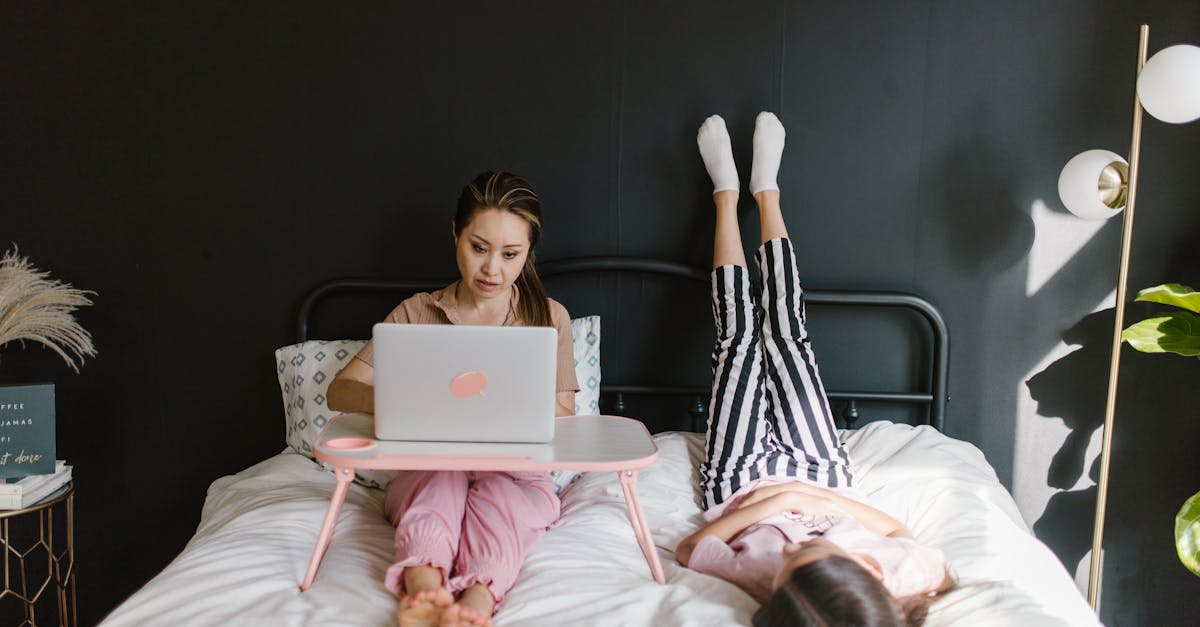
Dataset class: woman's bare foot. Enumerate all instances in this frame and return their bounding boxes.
[439,584,494,626]
[398,587,454,627]
[438,603,492,627]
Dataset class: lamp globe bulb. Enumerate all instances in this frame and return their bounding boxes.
[1137,44,1200,124]
[1058,149,1127,220]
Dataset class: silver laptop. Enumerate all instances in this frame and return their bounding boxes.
[372,323,557,443]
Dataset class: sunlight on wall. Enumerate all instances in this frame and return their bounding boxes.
[1014,198,1115,595]
[1072,426,1104,492]
[1072,425,1104,592]
[1014,299,1111,595]
[1013,344,1088,515]
[1024,199,1106,297]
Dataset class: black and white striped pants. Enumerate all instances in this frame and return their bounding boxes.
[700,238,854,509]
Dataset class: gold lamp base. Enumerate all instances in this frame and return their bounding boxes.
[1086,23,1149,612]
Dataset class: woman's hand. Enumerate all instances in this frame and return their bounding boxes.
[740,482,914,538]
[750,492,843,518]
[734,482,829,511]
[677,488,831,565]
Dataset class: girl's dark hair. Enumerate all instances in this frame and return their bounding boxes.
[454,170,552,327]
[752,555,954,627]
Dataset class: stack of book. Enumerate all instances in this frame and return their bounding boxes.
[0,460,72,509]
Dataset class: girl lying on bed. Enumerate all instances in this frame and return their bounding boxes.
[327,170,579,627]
[675,112,955,627]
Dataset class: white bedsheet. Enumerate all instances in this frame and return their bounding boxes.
[101,422,1098,627]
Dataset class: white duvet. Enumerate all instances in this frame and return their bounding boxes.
[101,423,1098,627]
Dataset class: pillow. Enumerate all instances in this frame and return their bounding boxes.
[275,317,601,492]
[276,339,366,457]
[571,315,601,415]
[556,315,601,493]
[275,339,398,489]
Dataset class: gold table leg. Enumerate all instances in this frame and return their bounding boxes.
[0,484,76,626]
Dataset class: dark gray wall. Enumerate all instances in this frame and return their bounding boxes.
[4,2,1198,625]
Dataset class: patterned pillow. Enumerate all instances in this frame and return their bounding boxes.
[556,315,601,493]
[275,339,398,489]
[571,315,601,415]
[276,339,366,457]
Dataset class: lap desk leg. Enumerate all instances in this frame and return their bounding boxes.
[300,467,354,591]
[618,469,666,584]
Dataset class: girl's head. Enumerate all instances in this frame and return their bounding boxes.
[453,170,552,327]
[753,539,953,627]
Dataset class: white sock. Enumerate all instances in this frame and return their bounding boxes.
[697,115,739,194]
[749,111,786,194]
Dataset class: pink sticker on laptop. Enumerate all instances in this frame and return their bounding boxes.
[450,371,488,398]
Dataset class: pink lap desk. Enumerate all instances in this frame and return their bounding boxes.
[301,412,663,591]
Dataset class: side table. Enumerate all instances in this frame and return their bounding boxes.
[0,482,76,627]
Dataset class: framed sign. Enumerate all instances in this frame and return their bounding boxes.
[0,383,56,478]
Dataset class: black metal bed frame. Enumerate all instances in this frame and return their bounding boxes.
[296,256,950,432]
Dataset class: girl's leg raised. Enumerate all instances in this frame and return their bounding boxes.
[751,113,854,488]
[697,115,774,508]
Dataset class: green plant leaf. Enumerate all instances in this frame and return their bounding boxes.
[1135,283,1200,314]
[1178,491,1200,577]
[1121,311,1200,357]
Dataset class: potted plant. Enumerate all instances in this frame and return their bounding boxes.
[1121,283,1199,577]
[0,245,96,371]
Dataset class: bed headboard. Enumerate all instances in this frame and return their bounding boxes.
[296,256,950,433]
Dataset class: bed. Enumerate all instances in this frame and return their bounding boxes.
[100,258,1099,627]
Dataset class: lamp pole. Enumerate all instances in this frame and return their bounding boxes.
[1087,23,1148,611]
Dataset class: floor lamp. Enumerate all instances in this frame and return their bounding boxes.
[1056,25,1200,611]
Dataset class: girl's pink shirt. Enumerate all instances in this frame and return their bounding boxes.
[687,477,946,601]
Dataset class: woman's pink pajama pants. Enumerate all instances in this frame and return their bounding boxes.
[382,470,560,604]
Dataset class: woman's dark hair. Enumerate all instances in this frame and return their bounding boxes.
[752,555,953,627]
[454,170,552,327]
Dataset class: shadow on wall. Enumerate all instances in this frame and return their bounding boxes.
[930,132,1037,485]
[1026,310,1111,575]
[937,134,1036,277]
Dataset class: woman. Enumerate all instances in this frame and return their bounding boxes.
[676,113,953,626]
[328,170,578,627]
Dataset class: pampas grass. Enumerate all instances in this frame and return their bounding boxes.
[0,245,96,372]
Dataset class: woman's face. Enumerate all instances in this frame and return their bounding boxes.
[454,208,532,305]
[774,538,884,590]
